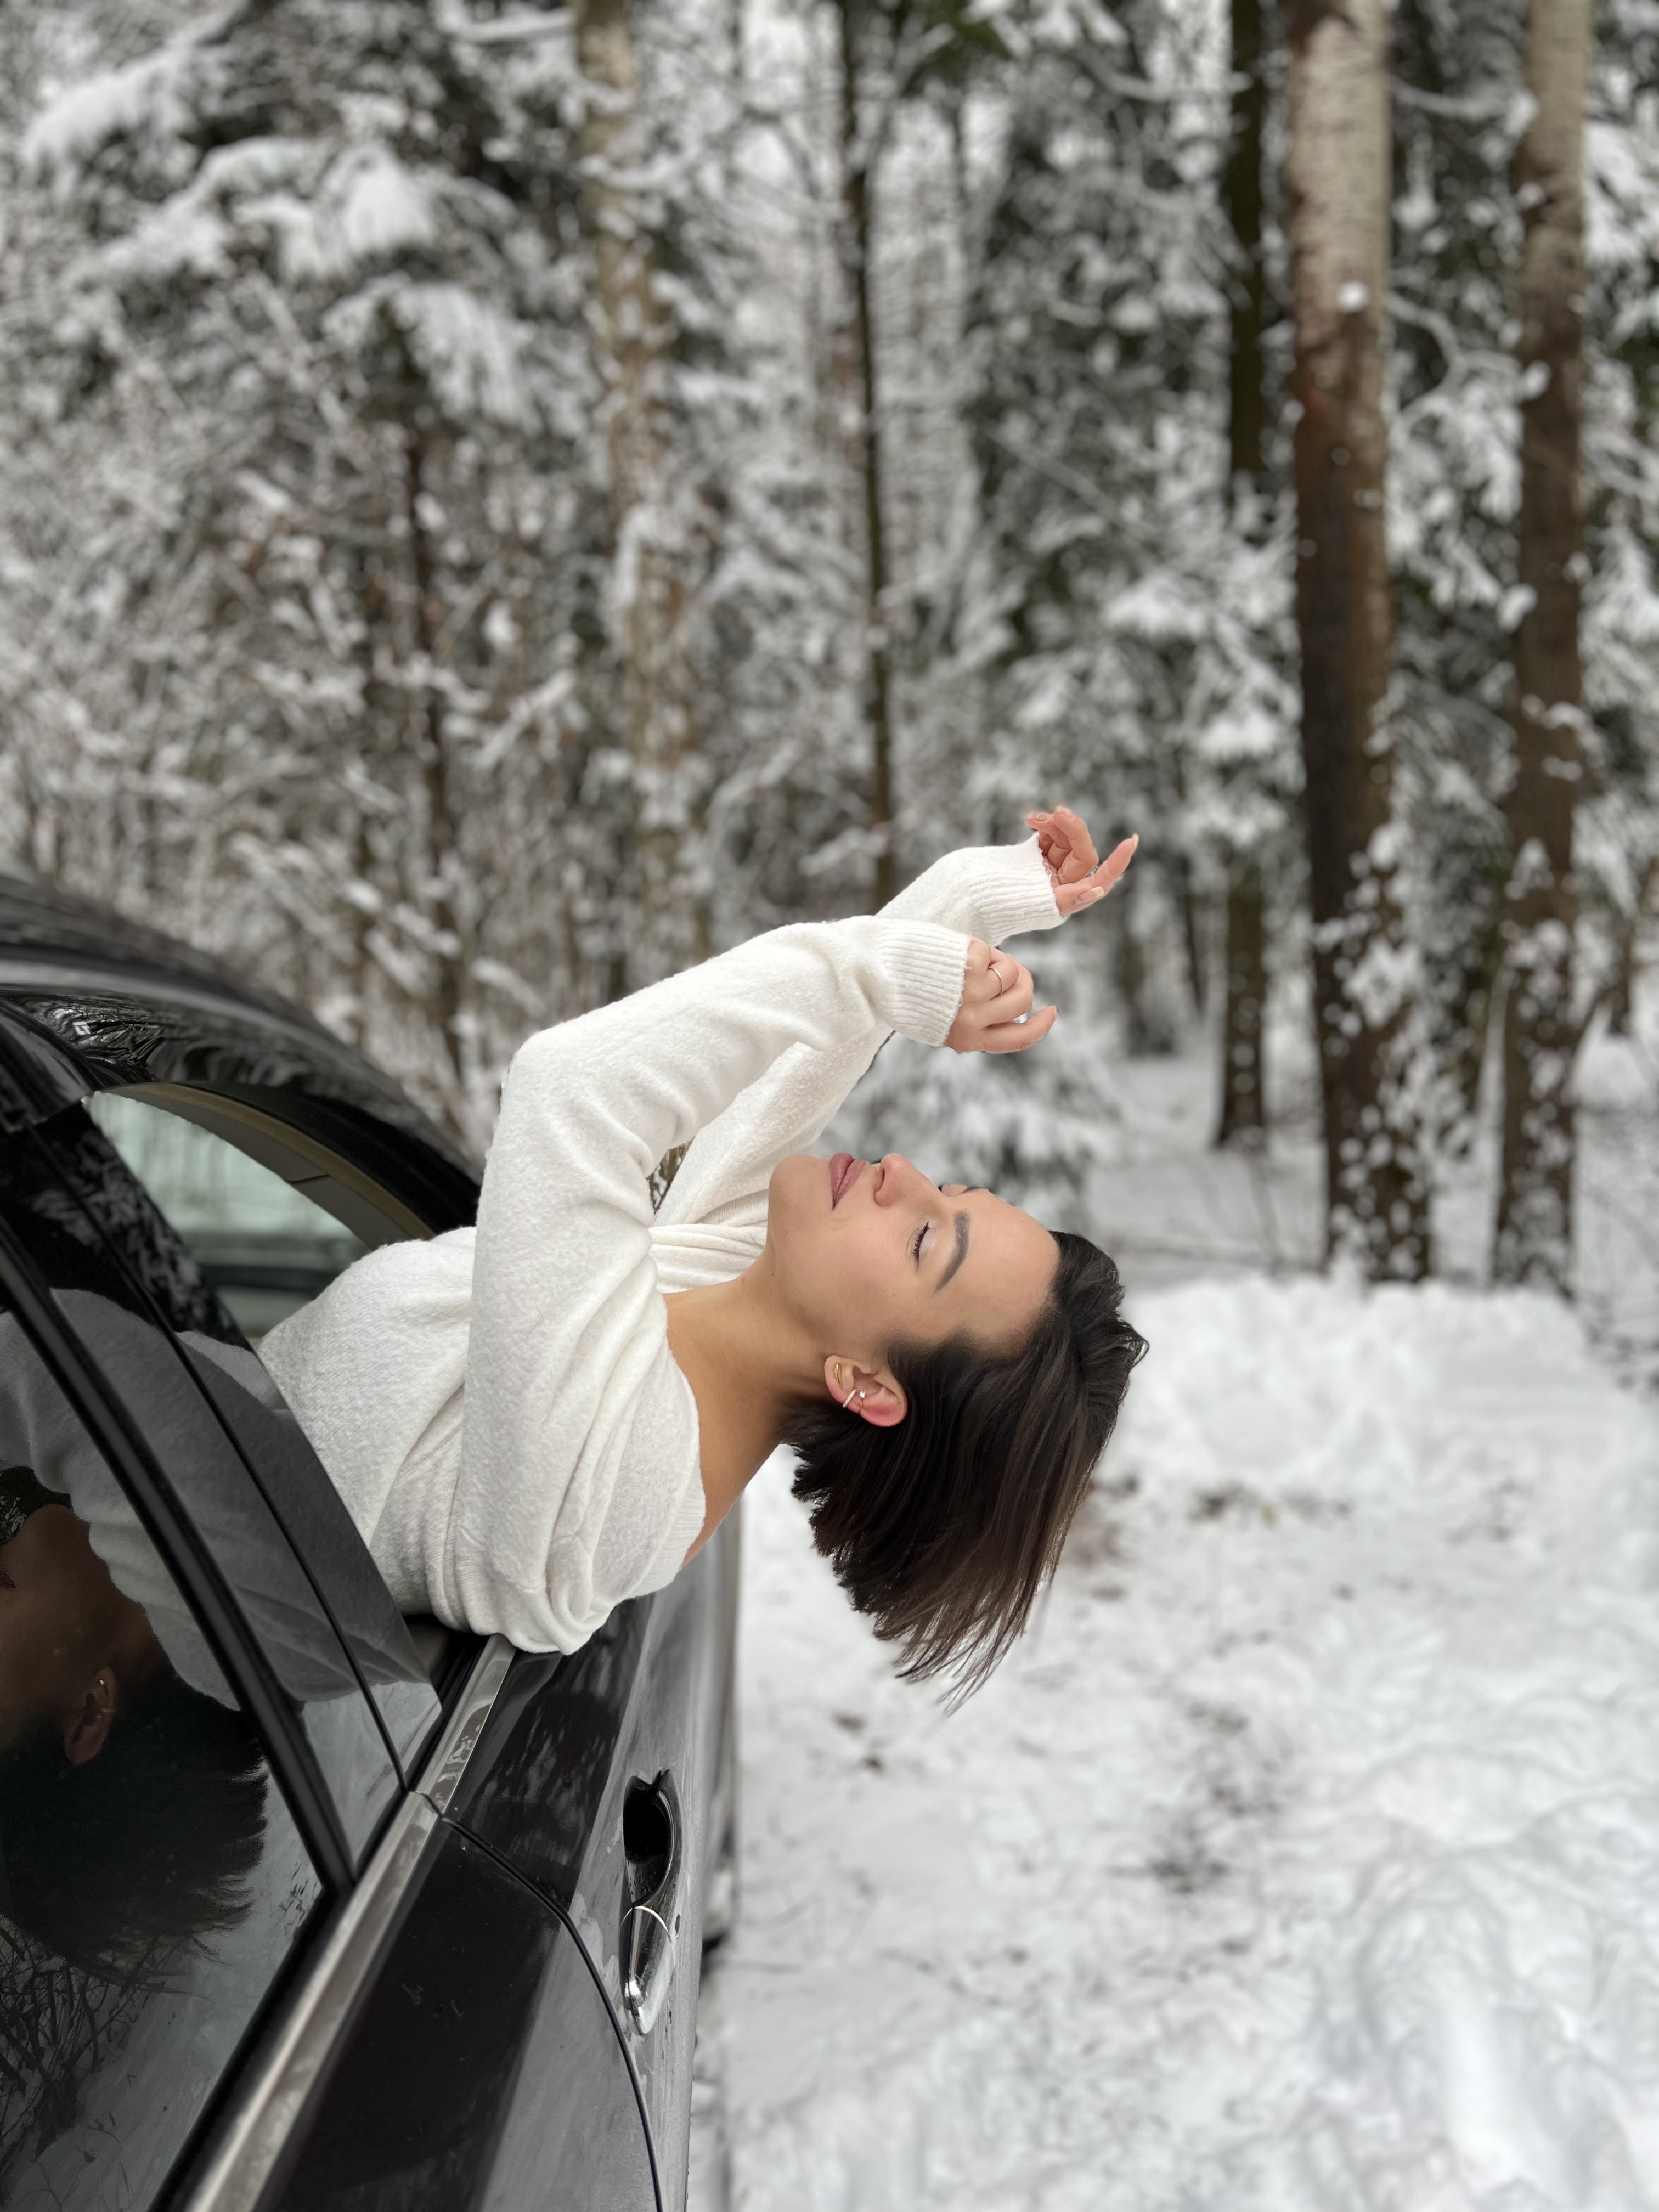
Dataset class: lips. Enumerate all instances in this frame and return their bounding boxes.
[829,1153,866,1207]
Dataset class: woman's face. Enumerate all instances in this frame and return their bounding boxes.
[766,1151,1058,1374]
[0,1504,142,1757]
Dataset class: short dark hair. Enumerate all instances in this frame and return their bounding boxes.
[784,1231,1147,1699]
[0,1666,267,1985]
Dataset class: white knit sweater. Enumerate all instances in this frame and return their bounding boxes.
[262,837,1063,1652]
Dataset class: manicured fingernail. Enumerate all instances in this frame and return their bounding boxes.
[1087,886,1107,904]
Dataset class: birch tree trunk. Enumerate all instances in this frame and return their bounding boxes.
[1217,0,1269,1148]
[572,0,704,989]
[1492,0,1593,1291]
[836,0,898,907]
[1286,0,1431,1276]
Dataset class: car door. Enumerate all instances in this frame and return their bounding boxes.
[0,1222,657,2212]
[0,955,736,2204]
[0,1165,344,2209]
[215,1779,659,2212]
[0,996,663,2209]
[445,1526,739,2212]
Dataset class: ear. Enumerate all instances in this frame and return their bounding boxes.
[63,1669,117,1767]
[822,1358,908,1429]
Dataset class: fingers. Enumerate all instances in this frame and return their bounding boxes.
[1052,832,1138,916]
[946,950,1049,1053]
[978,1001,1058,1054]
[1025,804,1100,884]
[985,959,1036,1022]
[1092,833,1138,890]
[1053,879,1094,918]
[1054,805,1098,881]
[961,951,1032,1015]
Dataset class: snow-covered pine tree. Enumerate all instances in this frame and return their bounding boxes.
[8,0,610,1146]
[964,1,1297,1064]
[1576,0,1659,1056]
[1389,0,1658,1281]
[1387,0,1524,1162]
[822,1,1009,906]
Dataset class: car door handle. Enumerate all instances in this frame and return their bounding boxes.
[621,1771,684,2036]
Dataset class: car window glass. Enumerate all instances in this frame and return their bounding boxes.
[0,1118,412,1858]
[89,1092,366,1343]
[78,1094,447,1773]
[0,1319,322,2212]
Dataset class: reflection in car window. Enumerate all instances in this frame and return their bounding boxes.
[0,1117,417,1859]
[89,1094,366,1342]
[69,1096,449,1767]
[0,1341,321,2210]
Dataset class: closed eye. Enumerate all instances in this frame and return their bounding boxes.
[910,1221,930,1264]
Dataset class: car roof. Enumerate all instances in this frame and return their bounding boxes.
[0,871,477,1184]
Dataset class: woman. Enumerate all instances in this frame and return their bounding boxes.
[263,806,1148,1695]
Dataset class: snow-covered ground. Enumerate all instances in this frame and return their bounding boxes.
[693,1221,1659,2206]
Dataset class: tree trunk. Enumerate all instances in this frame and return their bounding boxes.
[1605,855,1655,1039]
[572,0,704,990]
[403,429,468,1110]
[1218,864,1269,1144]
[1286,0,1430,1277]
[1227,0,1268,510]
[836,1,898,907]
[1216,0,1270,1147]
[1492,0,1592,1291]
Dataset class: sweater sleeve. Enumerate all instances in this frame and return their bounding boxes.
[445,913,975,1650]
[656,834,1062,1233]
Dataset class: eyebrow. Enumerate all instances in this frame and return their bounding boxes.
[936,1210,970,1292]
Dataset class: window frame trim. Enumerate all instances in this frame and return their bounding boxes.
[27,1104,428,1808]
[0,1209,356,1894]
[117,1084,435,1247]
[176,1637,516,2212]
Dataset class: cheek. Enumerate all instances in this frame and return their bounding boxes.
[838,1221,907,1319]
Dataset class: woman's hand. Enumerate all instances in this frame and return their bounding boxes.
[944,811,1137,1053]
[1026,806,1138,919]
[945,939,1057,1055]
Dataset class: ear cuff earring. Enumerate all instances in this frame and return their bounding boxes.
[838,1369,867,1409]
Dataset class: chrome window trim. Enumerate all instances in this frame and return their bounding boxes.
[417,1635,516,1814]
[181,1634,516,2212]
[121,1084,434,1245]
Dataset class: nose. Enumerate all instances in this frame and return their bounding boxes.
[873,1153,924,1205]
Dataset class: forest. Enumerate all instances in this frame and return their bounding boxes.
[1,0,1655,1304]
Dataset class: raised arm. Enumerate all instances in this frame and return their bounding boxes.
[656,835,1069,1232]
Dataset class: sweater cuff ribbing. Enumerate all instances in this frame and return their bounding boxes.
[878,920,977,1049]
[971,834,1065,945]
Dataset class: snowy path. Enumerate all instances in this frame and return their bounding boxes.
[695,1277,1659,2210]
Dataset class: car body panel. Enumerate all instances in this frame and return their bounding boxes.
[258,1820,657,2212]
[450,1526,740,2209]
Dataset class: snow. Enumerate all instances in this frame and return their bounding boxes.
[697,1273,1659,2209]
[22,48,200,180]
[276,145,437,284]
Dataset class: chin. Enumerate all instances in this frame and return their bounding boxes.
[766,1154,844,1277]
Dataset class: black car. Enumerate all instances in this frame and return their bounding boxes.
[0,874,740,2212]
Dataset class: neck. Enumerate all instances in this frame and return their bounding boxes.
[664,1249,823,1539]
